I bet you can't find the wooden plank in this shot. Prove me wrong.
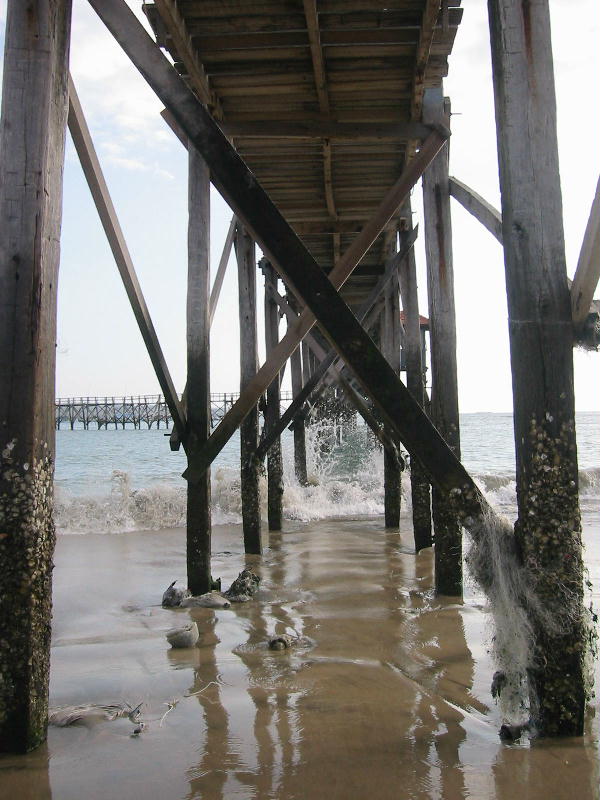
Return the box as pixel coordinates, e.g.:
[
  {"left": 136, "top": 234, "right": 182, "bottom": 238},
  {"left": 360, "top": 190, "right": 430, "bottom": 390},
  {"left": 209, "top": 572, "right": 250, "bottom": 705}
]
[
  {"left": 89, "top": 0, "right": 499, "bottom": 544},
  {"left": 67, "top": 77, "right": 186, "bottom": 442},
  {"left": 219, "top": 119, "right": 431, "bottom": 142},
  {"left": 422, "top": 89, "right": 462, "bottom": 597},
  {"left": 448, "top": 176, "right": 503, "bottom": 243},
  {"left": 0, "top": 0, "right": 72, "bottom": 754},
  {"left": 261, "top": 260, "right": 284, "bottom": 531},
  {"left": 571, "top": 175, "right": 600, "bottom": 329},
  {"left": 488, "top": 0, "right": 586, "bottom": 736},
  {"left": 186, "top": 145, "right": 212, "bottom": 595},
  {"left": 398, "top": 203, "right": 432, "bottom": 552},
  {"left": 236, "top": 225, "right": 262, "bottom": 554}
]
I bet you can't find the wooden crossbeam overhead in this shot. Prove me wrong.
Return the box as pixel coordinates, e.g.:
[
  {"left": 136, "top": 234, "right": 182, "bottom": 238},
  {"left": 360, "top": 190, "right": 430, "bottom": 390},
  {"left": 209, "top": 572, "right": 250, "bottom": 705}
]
[{"left": 217, "top": 120, "right": 432, "bottom": 141}]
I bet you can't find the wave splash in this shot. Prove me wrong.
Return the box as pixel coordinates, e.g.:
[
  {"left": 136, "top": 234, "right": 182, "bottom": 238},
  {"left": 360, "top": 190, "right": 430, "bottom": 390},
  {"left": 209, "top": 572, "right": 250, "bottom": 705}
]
[{"left": 53, "top": 424, "right": 599, "bottom": 534}]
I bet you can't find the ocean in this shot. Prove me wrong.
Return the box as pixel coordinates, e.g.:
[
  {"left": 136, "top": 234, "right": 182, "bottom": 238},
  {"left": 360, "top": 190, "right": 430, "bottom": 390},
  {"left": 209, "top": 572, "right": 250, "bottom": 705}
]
[{"left": 54, "top": 412, "right": 600, "bottom": 534}]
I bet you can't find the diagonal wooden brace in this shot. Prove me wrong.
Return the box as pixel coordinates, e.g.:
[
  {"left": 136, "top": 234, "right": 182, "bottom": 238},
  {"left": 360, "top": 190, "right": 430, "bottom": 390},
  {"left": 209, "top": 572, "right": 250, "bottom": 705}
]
[
  {"left": 255, "top": 227, "right": 417, "bottom": 461},
  {"left": 88, "top": 0, "right": 495, "bottom": 528},
  {"left": 67, "top": 74, "right": 186, "bottom": 442}
]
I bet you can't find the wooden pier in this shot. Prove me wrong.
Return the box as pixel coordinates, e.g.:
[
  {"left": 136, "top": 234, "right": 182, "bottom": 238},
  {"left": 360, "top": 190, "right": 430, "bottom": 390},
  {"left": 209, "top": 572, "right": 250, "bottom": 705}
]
[
  {"left": 1, "top": 0, "right": 599, "bottom": 752},
  {"left": 54, "top": 392, "right": 294, "bottom": 430}
]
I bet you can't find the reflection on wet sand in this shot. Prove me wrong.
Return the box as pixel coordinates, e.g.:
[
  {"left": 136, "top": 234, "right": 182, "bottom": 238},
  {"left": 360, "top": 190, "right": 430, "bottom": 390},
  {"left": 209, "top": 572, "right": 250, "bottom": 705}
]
[{"left": 0, "top": 518, "right": 598, "bottom": 799}]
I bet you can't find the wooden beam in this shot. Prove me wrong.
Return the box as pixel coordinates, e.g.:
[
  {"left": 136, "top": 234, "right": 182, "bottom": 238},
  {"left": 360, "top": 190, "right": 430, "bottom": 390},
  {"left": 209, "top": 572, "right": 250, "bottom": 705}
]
[
  {"left": 261, "top": 260, "right": 284, "bottom": 531},
  {"left": 210, "top": 214, "right": 236, "bottom": 326},
  {"left": 186, "top": 145, "right": 212, "bottom": 595},
  {"left": 398, "top": 202, "right": 432, "bottom": 552},
  {"left": 288, "top": 312, "right": 309, "bottom": 486},
  {"left": 0, "top": 0, "right": 72, "bottom": 754},
  {"left": 571, "top": 175, "right": 600, "bottom": 329},
  {"left": 153, "top": 0, "right": 221, "bottom": 116},
  {"left": 382, "top": 246, "right": 403, "bottom": 529},
  {"left": 423, "top": 90, "right": 462, "bottom": 597},
  {"left": 236, "top": 226, "right": 262, "bottom": 554},
  {"left": 89, "top": 0, "right": 499, "bottom": 545},
  {"left": 303, "top": 0, "right": 330, "bottom": 114},
  {"left": 67, "top": 76, "right": 186, "bottom": 442},
  {"left": 218, "top": 120, "right": 432, "bottom": 141},
  {"left": 488, "top": 0, "right": 585, "bottom": 736},
  {"left": 448, "top": 176, "right": 503, "bottom": 244},
  {"left": 411, "top": 0, "right": 441, "bottom": 120}
]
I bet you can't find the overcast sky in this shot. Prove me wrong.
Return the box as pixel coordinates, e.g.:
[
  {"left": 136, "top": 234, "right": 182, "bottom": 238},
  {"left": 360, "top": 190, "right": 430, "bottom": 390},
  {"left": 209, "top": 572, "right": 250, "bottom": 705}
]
[{"left": 0, "top": 1, "right": 598, "bottom": 412}]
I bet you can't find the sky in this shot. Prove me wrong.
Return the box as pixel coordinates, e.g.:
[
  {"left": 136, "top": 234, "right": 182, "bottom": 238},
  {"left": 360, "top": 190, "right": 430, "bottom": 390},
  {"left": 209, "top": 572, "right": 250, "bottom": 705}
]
[{"left": 0, "top": 0, "right": 598, "bottom": 412}]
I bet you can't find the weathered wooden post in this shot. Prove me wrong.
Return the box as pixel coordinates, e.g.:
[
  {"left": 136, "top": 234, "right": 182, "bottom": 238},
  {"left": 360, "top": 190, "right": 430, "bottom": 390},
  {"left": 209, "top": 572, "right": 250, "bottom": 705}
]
[
  {"left": 235, "top": 225, "right": 262, "bottom": 553},
  {"left": 261, "top": 259, "right": 283, "bottom": 531},
  {"left": 0, "top": 0, "right": 72, "bottom": 753},
  {"left": 488, "top": 0, "right": 586, "bottom": 735},
  {"left": 186, "top": 144, "right": 212, "bottom": 595},
  {"left": 382, "top": 243, "right": 402, "bottom": 528},
  {"left": 286, "top": 293, "right": 309, "bottom": 486},
  {"left": 422, "top": 88, "right": 462, "bottom": 596},
  {"left": 398, "top": 204, "right": 432, "bottom": 551}
]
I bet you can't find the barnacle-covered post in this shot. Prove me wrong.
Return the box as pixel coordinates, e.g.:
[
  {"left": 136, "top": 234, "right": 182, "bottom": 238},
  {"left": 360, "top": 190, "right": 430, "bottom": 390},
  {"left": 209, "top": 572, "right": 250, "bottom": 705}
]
[
  {"left": 422, "top": 89, "right": 462, "bottom": 597},
  {"left": 0, "top": 0, "right": 72, "bottom": 752},
  {"left": 235, "top": 225, "right": 262, "bottom": 553},
  {"left": 488, "top": 0, "right": 587, "bottom": 735}
]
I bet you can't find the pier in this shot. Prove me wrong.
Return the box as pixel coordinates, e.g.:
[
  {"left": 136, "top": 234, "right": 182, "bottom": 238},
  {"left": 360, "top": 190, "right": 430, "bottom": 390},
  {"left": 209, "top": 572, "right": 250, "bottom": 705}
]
[
  {"left": 54, "top": 392, "right": 295, "bottom": 430},
  {"left": 1, "top": 0, "right": 599, "bottom": 753}
]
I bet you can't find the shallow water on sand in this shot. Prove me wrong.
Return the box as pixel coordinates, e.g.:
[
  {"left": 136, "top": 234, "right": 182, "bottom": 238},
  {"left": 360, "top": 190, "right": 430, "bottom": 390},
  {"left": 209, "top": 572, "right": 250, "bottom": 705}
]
[{"left": 1, "top": 515, "right": 598, "bottom": 800}]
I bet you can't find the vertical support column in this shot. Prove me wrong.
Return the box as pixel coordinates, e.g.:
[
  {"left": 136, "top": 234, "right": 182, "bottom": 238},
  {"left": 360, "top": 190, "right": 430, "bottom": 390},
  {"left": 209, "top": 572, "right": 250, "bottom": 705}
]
[
  {"left": 261, "top": 259, "right": 283, "bottom": 531},
  {"left": 286, "top": 292, "right": 309, "bottom": 486},
  {"left": 0, "top": 0, "right": 72, "bottom": 753},
  {"left": 235, "top": 226, "right": 262, "bottom": 553},
  {"left": 488, "top": 0, "right": 585, "bottom": 736},
  {"left": 398, "top": 203, "right": 432, "bottom": 551},
  {"left": 186, "top": 145, "right": 212, "bottom": 596},
  {"left": 302, "top": 341, "right": 312, "bottom": 385},
  {"left": 422, "top": 88, "right": 462, "bottom": 596},
  {"left": 382, "top": 243, "right": 402, "bottom": 528}
]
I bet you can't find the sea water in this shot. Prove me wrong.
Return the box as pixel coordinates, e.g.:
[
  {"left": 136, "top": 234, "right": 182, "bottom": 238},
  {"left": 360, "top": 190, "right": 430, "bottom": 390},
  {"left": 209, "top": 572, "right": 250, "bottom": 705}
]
[{"left": 54, "top": 412, "right": 600, "bottom": 534}]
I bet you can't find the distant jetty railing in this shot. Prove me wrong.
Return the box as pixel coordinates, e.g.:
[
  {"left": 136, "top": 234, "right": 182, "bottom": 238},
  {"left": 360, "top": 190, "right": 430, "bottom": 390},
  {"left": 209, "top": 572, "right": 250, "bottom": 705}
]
[{"left": 55, "top": 393, "right": 294, "bottom": 430}]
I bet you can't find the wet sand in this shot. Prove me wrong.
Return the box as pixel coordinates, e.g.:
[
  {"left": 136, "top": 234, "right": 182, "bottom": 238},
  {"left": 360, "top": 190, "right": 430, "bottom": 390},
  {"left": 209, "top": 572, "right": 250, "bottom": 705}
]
[{"left": 1, "top": 515, "right": 598, "bottom": 800}]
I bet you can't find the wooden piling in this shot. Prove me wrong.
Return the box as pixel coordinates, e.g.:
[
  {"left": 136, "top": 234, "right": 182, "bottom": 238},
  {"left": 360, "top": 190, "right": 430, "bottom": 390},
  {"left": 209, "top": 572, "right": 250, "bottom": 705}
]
[
  {"left": 261, "top": 259, "right": 284, "bottom": 531},
  {"left": 186, "top": 145, "right": 212, "bottom": 595},
  {"left": 382, "top": 253, "right": 402, "bottom": 528},
  {"left": 398, "top": 205, "right": 432, "bottom": 552},
  {"left": 422, "top": 89, "right": 462, "bottom": 597},
  {"left": 488, "top": 0, "right": 586, "bottom": 736},
  {"left": 0, "top": 0, "right": 72, "bottom": 753},
  {"left": 235, "top": 226, "right": 262, "bottom": 553}
]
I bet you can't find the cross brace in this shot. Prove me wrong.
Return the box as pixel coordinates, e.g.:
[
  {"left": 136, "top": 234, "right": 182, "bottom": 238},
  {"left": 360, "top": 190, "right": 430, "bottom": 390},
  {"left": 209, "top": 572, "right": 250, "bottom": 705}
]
[{"left": 89, "top": 0, "right": 496, "bottom": 529}]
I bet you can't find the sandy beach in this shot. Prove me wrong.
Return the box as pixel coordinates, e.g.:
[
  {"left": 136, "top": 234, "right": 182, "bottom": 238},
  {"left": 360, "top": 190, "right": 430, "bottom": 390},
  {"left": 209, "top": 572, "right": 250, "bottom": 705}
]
[{"left": 0, "top": 513, "right": 598, "bottom": 800}]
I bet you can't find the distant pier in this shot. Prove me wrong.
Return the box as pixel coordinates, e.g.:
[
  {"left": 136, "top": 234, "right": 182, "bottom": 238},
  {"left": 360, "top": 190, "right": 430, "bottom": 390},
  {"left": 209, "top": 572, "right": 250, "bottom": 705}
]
[{"left": 55, "top": 393, "right": 294, "bottom": 430}]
